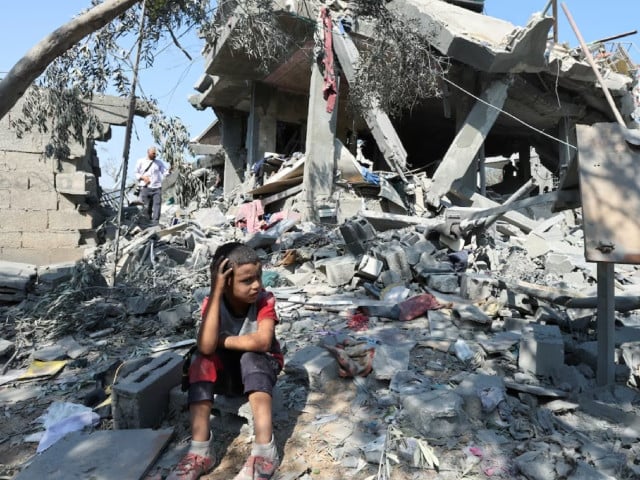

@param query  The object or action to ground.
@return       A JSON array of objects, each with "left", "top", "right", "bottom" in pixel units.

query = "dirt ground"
[{"left": 0, "top": 350, "right": 437, "bottom": 480}]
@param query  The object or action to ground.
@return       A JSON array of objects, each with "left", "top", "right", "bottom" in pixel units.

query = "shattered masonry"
[{"left": 2, "top": 1, "right": 640, "bottom": 479}]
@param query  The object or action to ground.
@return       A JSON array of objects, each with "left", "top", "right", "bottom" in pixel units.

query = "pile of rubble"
[{"left": 1, "top": 170, "right": 640, "bottom": 479}]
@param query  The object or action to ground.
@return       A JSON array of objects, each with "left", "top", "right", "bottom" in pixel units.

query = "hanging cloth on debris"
[
  {"left": 320, "top": 7, "right": 337, "bottom": 113},
  {"left": 235, "top": 200, "right": 265, "bottom": 233}
]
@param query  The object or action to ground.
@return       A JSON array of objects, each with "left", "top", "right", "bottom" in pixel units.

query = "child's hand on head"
[{"left": 211, "top": 257, "right": 233, "bottom": 295}]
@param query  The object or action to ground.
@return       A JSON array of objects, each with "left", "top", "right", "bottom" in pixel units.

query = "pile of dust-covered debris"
[{"left": 2, "top": 188, "right": 640, "bottom": 480}]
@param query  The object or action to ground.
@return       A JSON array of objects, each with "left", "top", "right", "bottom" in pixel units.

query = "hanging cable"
[{"left": 442, "top": 75, "right": 578, "bottom": 151}]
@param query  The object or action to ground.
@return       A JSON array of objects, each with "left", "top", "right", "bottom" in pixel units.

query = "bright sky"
[{"left": 1, "top": 0, "right": 639, "bottom": 187}]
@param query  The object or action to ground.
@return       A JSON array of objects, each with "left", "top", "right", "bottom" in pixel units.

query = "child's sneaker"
[
  {"left": 166, "top": 452, "right": 214, "bottom": 480},
  {"left": 233, "top": 454, "right": 279, "bottom": 480}
]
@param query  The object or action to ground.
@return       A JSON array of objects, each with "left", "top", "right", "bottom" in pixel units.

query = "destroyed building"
[
  {"left": 188, "top": 0, "right": 638, "bottom": 222},
  {"left": 3, "top": 1, "right": 640, "bottom": 479}
]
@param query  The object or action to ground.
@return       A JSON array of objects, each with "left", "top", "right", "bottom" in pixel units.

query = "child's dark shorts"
[{"left": 188, "top": 349, "right": 281, "bottom": 404}]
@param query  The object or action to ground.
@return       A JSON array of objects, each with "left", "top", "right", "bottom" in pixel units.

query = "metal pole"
[
  {"left": 562, "top": 3, "right": 626, "bottom": 128},
  {"left": 596, "top": 262, "right": 615, "bottom": 386},
  {"left": 478, "top": 145, "right": 486, "bottom": 196},
  {"left": 552, "top": 0, "right": 558, "bottom": 43},
  {"left": 460, "top": 178, "right": 537, "bottom": 233},
  {"left": 111, "top": 0, "right": 147, "bottom": 286}
]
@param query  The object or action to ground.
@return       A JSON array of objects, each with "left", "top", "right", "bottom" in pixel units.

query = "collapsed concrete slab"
[{"left": 386, "top": 0, "right": 554, "bottom": 73}]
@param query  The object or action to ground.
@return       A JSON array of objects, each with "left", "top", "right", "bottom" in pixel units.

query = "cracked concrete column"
[
  {"left": 427, "top": 76, "right": 511, "bottom": 208},
  {"left": 219, "top": 109, "right": 245, "bottom": 199},
  {"left": 246, "top": 82, "right": 277, "bottom": 170},
  {"left": 302, "top": 61, "right": 338, "bottom": 221},
  {"left": 558, "top": 116, "right": 576, "bottom": 182},
  {"left": 332, "top": 30, "right": 407, "bottom": 176}
]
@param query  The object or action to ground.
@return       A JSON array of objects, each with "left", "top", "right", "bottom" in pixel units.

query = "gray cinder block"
[
  {"left": 518, "top": 324, "right": 564, "bottom": 376},
  {"left": 112, "top": 352, "right": 183, "bottom": 429}
]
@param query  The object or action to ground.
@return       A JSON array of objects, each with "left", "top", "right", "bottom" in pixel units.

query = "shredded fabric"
[{"left": 320, "top": 7, "right": 337, "bottom": 113}]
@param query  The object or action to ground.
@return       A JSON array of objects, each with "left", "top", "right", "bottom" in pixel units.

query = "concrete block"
[
  {"left": 339, "top": 217, "right": 376, "bottom": 255},
  {"left": 401, "top": 390, "right": 466, "bottom": 439},
  {"left": 48, "top": 210, "right": 96, "bottom": 230},
  {"left": 404, "top": 239, "right": 436, "bottom": 265},
  {"left": 0, "top": 173, "right": 29, "bottom": 190},
  {"left": 415, "top": 253, "right": 454, "bottom": 279},
  {"left": 518, "top": 324, "right": 564, "bottom": 376},
  {"left": 379, "top": 269, "right": 402, "bottom": 287},
  {"left": 44, "top": 247, "right": 86, "bottom": 265},
  {"left": 427, "top": 274, "right": 459, "bottom": 293},
  {"left": 399, "top": 231, "right": 423, "bottom": 246},
  {"left": 460, "top": 273, "right": 495, "bottom": 301},
  {"left": 561, "top": 271, "right": 586, "bottom": 287},
  {"left": 0, "top": 151, "right": 51, "bottom": 171},
  {"left": 316, "top": 255, "right": 357, "bottom": 287},
  {"left": 0, "top": 189, "right": 9, "bottom": 207},
  {"left": 534, "top": 305, "right": 566, "bottom": 325},
  {"left": 284, "top": 345, "right": 338, "bottom": 388},
  {"left": 27, "top": 173, "right": 56, "bottom": 192},
  {"left": 355, "top": 255, "right": 383, "bottom": 281},
  {"left": 0, "top": 232, "right": 21, "bottom": 249},
  {"left": 545, "top": 253, "right": 573, "bottom": 274},
  {"left": 168, "top": 384, "right": 188, "bottom": 417},
  {"left": 57, "top": 195, "right": 83, "bottom": 211},
  {"left": 0, "top": 210, "right": 47, "bottom": 232},
  {"left": 378, "top": 243, "right": 412, "bottom": 281},
  {"left": 336, "top": 197, "right": 362, "bottom": 224},
  {"left": 22, "top": 231, "right": 80, "bottom": 249},
  {"left": 10, "top": 189, "right": 58, "bottom": 211},
  {"left": 525, "top": 232, "right": 550, "bottom": 258},
  {"left": 503, "top": 316, "right": 531, "bottom": 332},
  {"left": 499, "top": 289, "right": 535, "bottom": 315},
  {"left": 37, "top": 262, "right": 76, "bottom": 287},
  {"left": 621, "top": 342, "right": 640, "bottom": 376},
  {"left": 112, "top": 352, "right": 183, "bottom": 429}
]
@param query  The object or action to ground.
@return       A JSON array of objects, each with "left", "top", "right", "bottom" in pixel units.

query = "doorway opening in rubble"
[{"left": 276, "top": 121, "right": 304, "bottom": 156}]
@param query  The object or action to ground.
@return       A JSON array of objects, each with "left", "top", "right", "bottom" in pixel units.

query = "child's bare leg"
[
  {"left": 248, "top": 391, "right": 273, "bottom": 444},
  {"left": 190, "top": 400, "right": 212, "bottom": 442},
  {"left": 166, "top": 400, "right": 214, "bottom": 479},
  {"left": 232, "top": 391, "right": 278, "bottom": 479}
]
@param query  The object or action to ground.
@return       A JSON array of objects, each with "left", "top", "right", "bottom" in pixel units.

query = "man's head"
[
  {"left": 213, "top": 242, "right": 262, "bottom": 305},
  {"left": 147, "top": 147, "right": 157, "bottom": 160}
]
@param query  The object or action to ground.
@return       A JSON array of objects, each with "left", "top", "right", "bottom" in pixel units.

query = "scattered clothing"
[
  {"left": 320, "top": 7, "right": 337, "bottom": 113},
  {"left": 235, "top": 200, "right": 265, "bottom": 233}
]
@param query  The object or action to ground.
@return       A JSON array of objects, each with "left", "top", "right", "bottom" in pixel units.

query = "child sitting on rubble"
[{"left": 168, "top": 241, "right": 283, "bottom": 480}]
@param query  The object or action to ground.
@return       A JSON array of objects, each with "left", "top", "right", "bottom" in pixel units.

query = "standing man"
[{"left": 135, "top": 146, "right": 170, "bottom": 225}]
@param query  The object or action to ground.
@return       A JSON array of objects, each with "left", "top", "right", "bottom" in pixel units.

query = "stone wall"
[{"left": 0, "top": 94, "right": 145, "bottom": 266}]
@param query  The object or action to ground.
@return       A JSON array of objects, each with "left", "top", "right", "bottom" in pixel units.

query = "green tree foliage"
[
  {"left": 11, "top": 0, "right": 216, "bottom": 169},
  {"left": 349, "top": 0, "right": 450, "bottom": 117}
]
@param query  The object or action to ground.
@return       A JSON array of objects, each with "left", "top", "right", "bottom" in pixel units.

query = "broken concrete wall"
[
  {"left": 0, "top": 93, "right": 147, "bottom": 266},
  {"left": 191, "top": 0, "right": 638, "bottom": 213}
]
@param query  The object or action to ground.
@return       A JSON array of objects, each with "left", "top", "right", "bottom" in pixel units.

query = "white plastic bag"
[
  {"left": 36, "top": 401, "right": 100, "bottom": 453},
  {"left": 453, "top": 339, "right": 473, "bottom": 362}
]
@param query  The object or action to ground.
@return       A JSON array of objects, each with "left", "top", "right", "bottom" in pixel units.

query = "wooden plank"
[{"left": 259, "top": 184, "right": 303, "bottom": 205}]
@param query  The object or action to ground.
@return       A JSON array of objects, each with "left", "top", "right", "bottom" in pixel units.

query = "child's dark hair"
[{"left": 212, "top": 242, "right": 260, "bottom": 270}]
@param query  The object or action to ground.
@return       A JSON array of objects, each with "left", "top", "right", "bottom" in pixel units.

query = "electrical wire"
[{"left": 442, "top": 75, "right": 578, "bottom": 151}]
